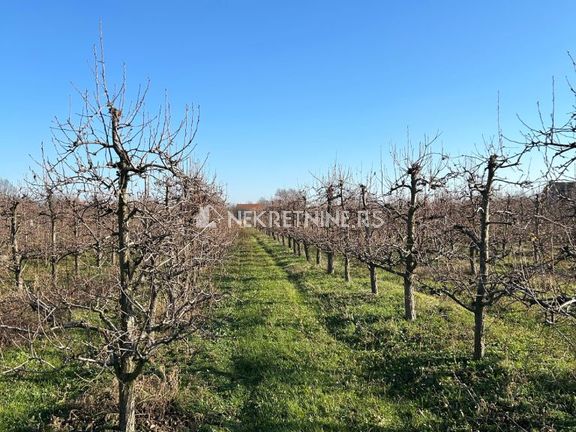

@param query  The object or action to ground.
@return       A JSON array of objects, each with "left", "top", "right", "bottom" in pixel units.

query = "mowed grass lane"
[
  {"left": 182, "top": 231, "right": 425, "bottom": 431},
  {"left": 184, "top": 230, "right": 575, "bottom": 432}
]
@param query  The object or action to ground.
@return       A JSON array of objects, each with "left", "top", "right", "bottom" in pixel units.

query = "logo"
[
  {"left": 197, "top": 207, "right": 386, "bottom": 229},
  {"left": 195, "top": 205, "right": 221, "bottom": 229}
]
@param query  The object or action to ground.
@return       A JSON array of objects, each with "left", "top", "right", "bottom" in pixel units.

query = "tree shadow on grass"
[
  {"left": 365, "top": 349, "right": 576, "bottom": 431},
  {"left": 256, "top": 234, "right": 576, "bottom": 431},
  {"left": 0, "top": 363, "right": 94, "bottom": 431}
]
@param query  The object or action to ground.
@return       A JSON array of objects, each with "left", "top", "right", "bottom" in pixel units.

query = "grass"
[
  {"left": 0, "top": 348, "right": 94, "bottom": 431},
  {"left": 0, "top": 229, "right": 575, "bottom": 431},
  {"left": 179, "top": 230, "right": 576, "bottom": 431},
  {"left": 175, "top": 230, "right": 430, "bottom": 431}
]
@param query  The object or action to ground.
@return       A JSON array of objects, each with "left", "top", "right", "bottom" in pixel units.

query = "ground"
[
  {"left": 179, "top": 231, "right": 576, "bottom": 431},
  {"left": 0, "top": 230, "right": 575, "bottom": 431}
]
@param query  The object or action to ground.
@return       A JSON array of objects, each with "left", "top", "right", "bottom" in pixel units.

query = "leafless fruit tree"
[
  {"left": 376, "top": 138, "right": 448, "bottom": 320},
  {"left": 424, "top": 147, "right": 528, "bottom": 359},
  {"left": 1, "top": 51, "right": 234, "bottom": 431}
]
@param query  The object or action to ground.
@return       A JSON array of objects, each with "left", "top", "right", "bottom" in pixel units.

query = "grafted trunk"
[
  {"left": 473, "top": 300, "right": 485, "bottom": 360},
  {"left": 13, "top": 260, "right": 23, "bottom": 291},
  {"left": 9, "top": 200, "right": 24, "bottom": 290},
  {"left": 49, "top": 197, "right": 58, "bottom": 286},
  {"left": 118, "top": 377, "right": 136, "bottom": 432},
  {"left": 344, "top": 255, "right": 351, "bottom": 282},
  {"left": 360, "top": 185, "right": 376, "bottom": 295},
  {"left": 468, "top": 244, "right": 477, "bottom": 275},
  {"left": 403, "top": 273, "right": 415, "bottom": 321},
  {"left": 473, "top": 155, "right": 496, "bottom": 360},
  {"left": 316, "top": 247, "right": 321, "bottom": 265},
  {"left": 532, "top": 195, "right": 542, "bottom": 263},
  {"left": 74, "top": 255, "right": 79, "bottom": 276},
  {"left": 73, "top": 207, "right": 80, "bottom": 277},
  {"left": 474, "top": 242, "right": 488, "bottom": 360},
  {"left": 95, "top": 242, "right": 103, "bottom": 268},
  {"left": 403, "top": 164, "right": 418, "bottom": 321},
  {"left": 303, "top": 242, "right": 310, "bottom": 262},
  {"left": 369, "top": 264, "right": 378, "bottom": 294},
  {"left": 338, "top": 181, "right": 351, "bottom": 283},
  {"left": 326, "top": 185, "right": 335, "bottom": 275},
  {"left": 326, "top": 251, "right": 334, "bottom": 274}
]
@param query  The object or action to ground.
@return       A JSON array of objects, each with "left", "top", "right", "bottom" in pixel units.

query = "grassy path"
[
  {"left": 186, "top": 231, "right": 575, "bottom": 431},
  {"left": 186, "top": 231, "right": 417, "bottom": 432}
]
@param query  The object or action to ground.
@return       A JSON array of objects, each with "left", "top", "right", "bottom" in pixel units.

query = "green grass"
[
  {"left": 0, "top": 348, "right": 94, "bottom": 431},
  {"left": 175, "top": 231, "right": 429, "bottom": 431},
  {"left": 1, "top": 229, "right": 575, "bottom": 431},
  {"left": 179, "top": 231, "right": 576, "bottom": 431}
]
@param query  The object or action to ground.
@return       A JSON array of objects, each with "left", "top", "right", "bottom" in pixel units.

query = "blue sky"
[{"left": 1, "top": 1, "right": 576, "bottom": 202}]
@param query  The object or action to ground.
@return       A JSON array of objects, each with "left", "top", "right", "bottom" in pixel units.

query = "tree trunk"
[
  {"left": 338, "top": 183, "right": 351, "bottom": 283},
  {"left": 9, "top": 200, "right": 24, "bottom": 290},
  {"left": 111, "top": 105, "right": 142, "bottom": 428},
  {"left": 316, "top": 247, "right": 321, "bottom": 265},
  {"left": 344, "top": 255, "right": 351, "bottom": 282},
  {"left": 118, "top": 378, "right": 137, "bottom": 432},
  {"left": 297, "top": 241, "right": 301, "bottom": 256},
  {"left": 281, "top": 235, "right": 285, "bottom": 246},
  {"left": 73, "top": 208, "right": 80, "bottom": 277},
  {"left": 96, "top": 242, "right": 103, "bottom": 268},
  {"left": 74, "top": 254, "right": 79, "bottom": 277},
  {"left": 473, "top": 301, "right": 485, "bottom": 360},
  {"left": 403, "top": 164, "right": 418, "bottom": 321},
  {"left": 532, "top": 194, "right": 542, "bottom": 263},
  {"left": 468, "top": 244, "right": 477, "bottom": 275},
  {"left": 49, "top": 199, "right": 58, "bottom": 286},
  {"left": 327, "top": 251, "right": 334, "bottom": 274},
  {"left": 360, "top": 185, "right": 376, "bottom": 295},
  {"left": 369, "top": 264, "right": 378, "bottom": 294},
  {"left": 13, "top": 261, "right": 23, "bottom": 291},
  {"left": 326, "top": 185, "right": 335, "bottom": 275},
  {"left": 288, "top": 237, "right": 292, "bottom": 248},
  {"left": 473, "top": 155, "right": 496, "bottom": 360},
  {"left": 304, "top": 242, "right": 310, "bottom": 262},
  {"left": 403, "top": 273, "right": 415, "bottom": 321}
]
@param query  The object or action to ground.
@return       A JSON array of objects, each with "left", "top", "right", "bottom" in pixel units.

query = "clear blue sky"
[{"left": 1, "top": 1, "right": 576, "bottom": 202}]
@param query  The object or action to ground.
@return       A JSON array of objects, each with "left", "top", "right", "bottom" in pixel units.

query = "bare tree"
[
  {"left": 517, "top": 58, "right": 576, "bottom": 332},
  {"left": 357, "top": 180, "right": 380, "bottom": 294},
  {"left": 378, "top": 139, "right": 448, "bottom": 320},
  {"left": 426, "top": 147, "right": 526, "bottom": 359},
  {"left": 1, "top": 48, "right": 234, "bottom": 432},
  {"left": 312, "top": 167, "right": 350, "bottom": 276}
]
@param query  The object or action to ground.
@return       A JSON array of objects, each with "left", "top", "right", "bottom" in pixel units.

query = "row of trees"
[
  {"left": 261, "top": 135, "right": 576, "bottom": 360},
  {"left": 0, "top": 53, "right": 236, "bottom": 432}
]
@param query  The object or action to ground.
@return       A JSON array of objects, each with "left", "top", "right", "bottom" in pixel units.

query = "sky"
[{"left": 1, "top": 1, "right": 576, "bottom": 202}]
